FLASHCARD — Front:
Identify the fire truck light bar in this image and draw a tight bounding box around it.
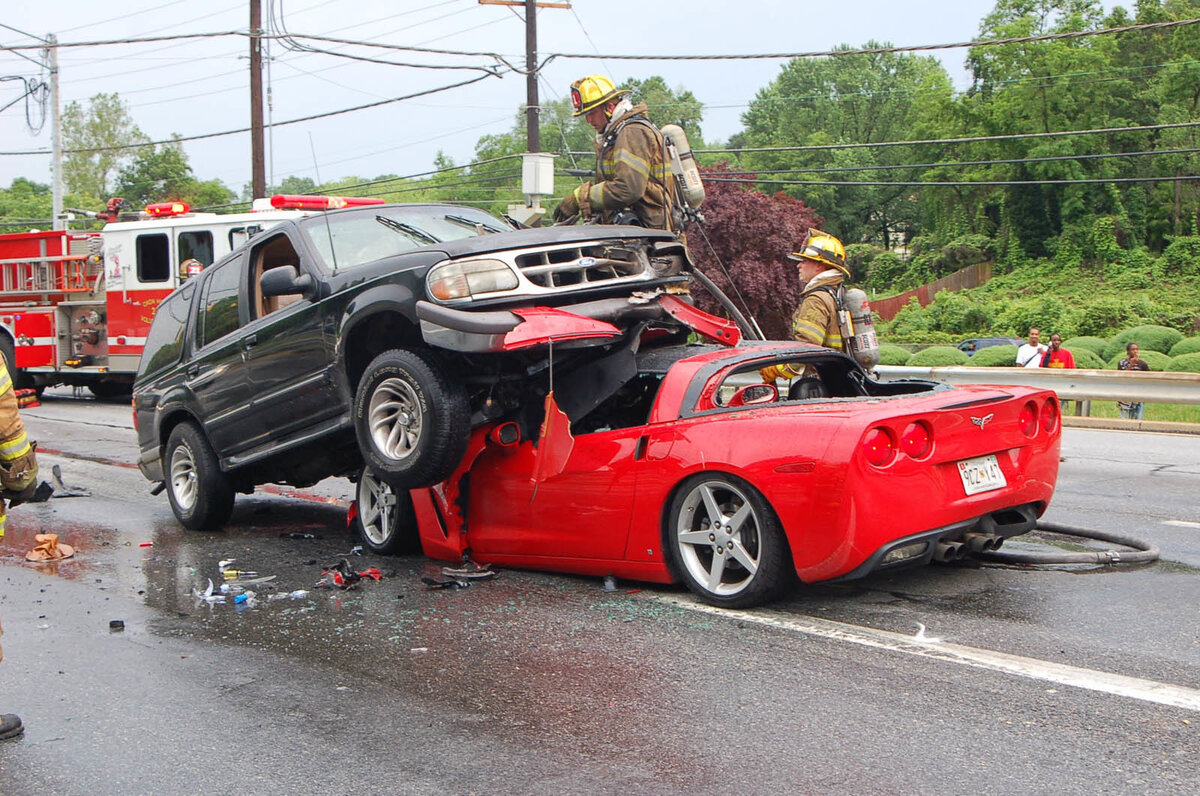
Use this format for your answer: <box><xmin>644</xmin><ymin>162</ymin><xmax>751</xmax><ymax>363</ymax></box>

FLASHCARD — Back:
<box><xmin>144</xmin><ymin>202</ymin><xmax>190</xmax><ymax>217</ymax></box>
<box><xmin>269</xmin><ymin>194</ymin><xmax>386</xmax><ymax>210</ymax></box>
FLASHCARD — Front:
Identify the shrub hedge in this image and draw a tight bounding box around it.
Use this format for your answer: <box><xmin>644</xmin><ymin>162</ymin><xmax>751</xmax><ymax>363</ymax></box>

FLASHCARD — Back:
<box><xmin>969</xmin><ymin>345</ymin><xmax>1021</xmax><ymax>367</ymax></box>
<box><xmin>1105</xmin><ymin>350</ymin><xmax>1174</xmax><ymax>371</ymax></box>
<box><xmin>1062</xmin><ymin>336</ymin><xmax>1107</xmax><ymax>356</ymax></box>
<box><xmin>1167</xmin><ymin>337</ymin><xmax>1200</xmax><ymax>357</ymax></box>
<box><xmin>906</xmin><ymin>346</ymin><xmax>970</xmax><ymax>367</ymax></box>
<box><xmin>1071</xmin><ymin>348</ymin><xmax>1108</xmax><ymax>369</ymax></box>
<box><xmin>1102</xmin><ymin>325</ymin><xmax>1185</xmax><ymax>360</ymax></box>
<box><xmin>1167</xmin><ymin>352</ymin><xmax>1200</xmax><ymax>373</ymax></box>
<box><xmin>876</xmin><ymin>344</ymin><xmax>912</xmax><ymax>366</ymax></box>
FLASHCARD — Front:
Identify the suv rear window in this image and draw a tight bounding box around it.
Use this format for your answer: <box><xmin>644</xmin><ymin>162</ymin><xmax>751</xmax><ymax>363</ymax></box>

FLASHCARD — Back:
<box><xmin>138</xmin><ymin>282</ymin><xmax>194</xmax><ymax>377</ymax></box>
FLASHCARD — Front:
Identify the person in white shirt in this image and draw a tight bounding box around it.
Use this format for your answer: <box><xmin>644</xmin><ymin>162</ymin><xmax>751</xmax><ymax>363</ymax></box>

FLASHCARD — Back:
<box><xmin>1016</xmin><ymin>327</ymin><xmax>1047</xmax><ymax>368</ymax></box>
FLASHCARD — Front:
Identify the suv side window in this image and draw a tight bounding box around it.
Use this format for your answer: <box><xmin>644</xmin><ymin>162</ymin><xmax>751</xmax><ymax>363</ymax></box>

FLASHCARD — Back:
<box><xmin>198</xmin><ymin>258</ymin><xmax>243</xmax><ymax>347</ymax></box>
<box><xmin>137</xmin><ymin>282</ymin><xmax>195</xmax><ymax>377</ymax></box>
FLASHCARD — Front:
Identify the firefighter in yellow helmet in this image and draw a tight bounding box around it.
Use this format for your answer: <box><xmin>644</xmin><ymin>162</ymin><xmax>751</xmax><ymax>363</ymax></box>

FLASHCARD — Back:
<box><xmin>761</xmin><ymin>229</ymin><xmax>850</xmax><ymax>383</ymax></box>
<box><xmin>553</xmin><ymin>75</ymin><xmax>681</xmax><ymax>232</ymax></box>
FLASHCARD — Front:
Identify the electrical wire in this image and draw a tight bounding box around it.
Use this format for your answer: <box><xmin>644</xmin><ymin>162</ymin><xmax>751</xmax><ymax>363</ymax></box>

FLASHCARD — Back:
<box><xmin>0</xmin><ymin>71</ymin><xmax>504</xmax><ymax>156</ymax></box>
<box><xmin>541</xmin><ymin>17</ymin><xmax>1200</xmax><ymax>64</ymax></box>
<box><xmin>705</xmin><ymin>174</ymin><xmax>1200</xmax><ymax>187</ymax></box>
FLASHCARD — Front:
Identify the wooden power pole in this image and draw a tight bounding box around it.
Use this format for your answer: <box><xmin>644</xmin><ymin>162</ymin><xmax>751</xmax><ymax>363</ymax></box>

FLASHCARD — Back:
<box><xmin>479</xmin><ymin>0</ymin><xmax>571</xmax><ymax>153</ymax></box>
<box><xmin>250</xmin><ymin>0</ymin><xmax>266</xmax><ymax>199</ymax></box>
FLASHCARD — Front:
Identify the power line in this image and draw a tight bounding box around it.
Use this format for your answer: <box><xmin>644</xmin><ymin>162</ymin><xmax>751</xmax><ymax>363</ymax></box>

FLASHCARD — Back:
<box><xmin>541</xmin><ymin>17</ymin><xmax>1200</xmax><ymax>64</ymax></box>
<box><xmin>0</xmin><ymin>72</ymin><xmax>503</xmax><ymax>156</ymax></box>
<box><xmin>705</xmin><ymin>174</ymin><xmax>1200</xmax><ymax>187</ymax></box>
<box><xmin>692</xmin><ymin>121</ymin><xmax>1200</xmax><ymax>156</ymax></box>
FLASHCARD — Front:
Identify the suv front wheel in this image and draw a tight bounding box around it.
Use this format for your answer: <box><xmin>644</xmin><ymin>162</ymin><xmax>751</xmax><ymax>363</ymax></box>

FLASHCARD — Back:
<box><xmin>353</xmin><ymin>348</ymin><xmax>469</xmax><ymax>488</ymax></box>
<box><xmin>164</xmin><ymin>422</ymin><xmax>235</xmax><ymax>530</ymax></box>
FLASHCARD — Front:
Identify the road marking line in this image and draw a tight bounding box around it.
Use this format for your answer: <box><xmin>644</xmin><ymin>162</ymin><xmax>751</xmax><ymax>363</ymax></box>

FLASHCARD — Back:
<box><xmin>655</xmin><ymin>595</ymin><xmax>1200</xmax><ymax>713</ymax></box>
<box><xmin>1163</xmin><ymin>520</ymin><xmax>1200</xmax><ymax>529</ymax></box>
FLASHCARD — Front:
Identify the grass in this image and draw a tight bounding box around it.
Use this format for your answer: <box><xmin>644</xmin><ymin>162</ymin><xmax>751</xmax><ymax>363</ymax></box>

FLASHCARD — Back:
<box><xmin>1071</xmin><ymin>402</ymin><xmax>1200</xmax><ymax>423</ymax></box>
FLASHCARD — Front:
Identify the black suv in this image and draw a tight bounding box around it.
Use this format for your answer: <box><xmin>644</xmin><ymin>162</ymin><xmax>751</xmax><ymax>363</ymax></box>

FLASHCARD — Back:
<box><xmin>134</xmin><ymin>202</ymin><xmax>735</xmax><ymax>530</ymax></box>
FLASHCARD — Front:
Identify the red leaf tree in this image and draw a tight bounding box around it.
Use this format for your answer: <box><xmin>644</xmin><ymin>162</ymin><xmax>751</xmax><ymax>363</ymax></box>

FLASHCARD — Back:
<box><xmin>685</xmin><ymin>163</ymin><xmax>823</xmax><ymax>340</ymax></box>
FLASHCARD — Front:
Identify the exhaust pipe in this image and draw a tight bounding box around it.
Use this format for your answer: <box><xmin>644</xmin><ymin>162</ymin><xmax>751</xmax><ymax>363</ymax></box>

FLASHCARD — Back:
<box><xmin>964</xmin><ymin>533</ymin><xmax>1004</xmax><ymax>553</ymax></box>
<box><xmin>934</xmin><ymin>541</ymin><xmax>965</xmax><ymax>562</ymax></box>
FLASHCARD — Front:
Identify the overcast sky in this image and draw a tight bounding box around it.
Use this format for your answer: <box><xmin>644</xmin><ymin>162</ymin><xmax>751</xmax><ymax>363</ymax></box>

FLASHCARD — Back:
<box><xmin>0</xmin><ymin>1</ymin><xmax>1126</xmax><ymax>200</ymax></box>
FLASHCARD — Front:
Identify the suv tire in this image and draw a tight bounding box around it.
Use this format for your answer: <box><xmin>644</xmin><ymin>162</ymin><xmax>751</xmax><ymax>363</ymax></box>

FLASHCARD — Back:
<box><xmin>165</xmin><ymin>422</ymin><xmax>235</xmax><ymax>530</ymax></box>
<box><xmin>353</xmin><ymin>348</ymin><xmax>468</xmax><ymax>488</ymax></box>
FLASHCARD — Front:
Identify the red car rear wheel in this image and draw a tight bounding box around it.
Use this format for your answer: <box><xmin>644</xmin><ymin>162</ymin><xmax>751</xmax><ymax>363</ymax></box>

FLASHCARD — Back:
<box><xmin>666</xmin><ymin>474</ymin><xmax>794</xmax><ymax>608</ymax></box>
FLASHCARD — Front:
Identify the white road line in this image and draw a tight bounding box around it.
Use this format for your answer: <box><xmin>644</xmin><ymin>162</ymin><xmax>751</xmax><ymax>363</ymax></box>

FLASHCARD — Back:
<box><xmin>655</xmin><ymin>595</ymin><xmax>1200</xmax><ymax>713</ymax></box>
<box><xmin>1163</xmin><ymin>520</ymin><xmax>1200</xmax><ymax>529</ymax></box>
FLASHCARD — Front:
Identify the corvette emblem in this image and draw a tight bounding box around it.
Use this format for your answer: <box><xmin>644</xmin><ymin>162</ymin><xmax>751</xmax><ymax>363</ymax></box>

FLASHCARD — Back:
<box><xmin>970</xmin><ymin>413</ymin><xmax>994</xmax><ymax>430</ymax></box>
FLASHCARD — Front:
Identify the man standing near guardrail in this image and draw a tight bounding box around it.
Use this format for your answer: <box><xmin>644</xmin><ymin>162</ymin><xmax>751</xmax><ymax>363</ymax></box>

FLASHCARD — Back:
<box><xmin>1041</xmin><ymin>334</ymin><xmax>1075</xmax><ymax>369</ymax></box>
<box><xmin>1117</xmin><ymin>342</ymin><xmax>1150</xmax><ymax>419</ymax></box>
<box><xmin>1016</xmin><ymin>327</ymin><xmax>1047</xmax><ymax>368</ymax></box>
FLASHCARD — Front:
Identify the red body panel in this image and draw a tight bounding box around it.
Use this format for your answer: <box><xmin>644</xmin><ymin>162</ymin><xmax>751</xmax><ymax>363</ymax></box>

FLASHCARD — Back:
<box><xmin>6</xmin><ymin>310</ymin><xmax>56</xmax><ymax>368</ymax></box>
<box><xmin>407</xmin><ymin>345</ymin><xmax>1062</xmax><ymax>587</ymax></box>
<box><xmin>106</xmin><ymin>287</ymin><xmax>173</xmax><ymax>356</ymax></box>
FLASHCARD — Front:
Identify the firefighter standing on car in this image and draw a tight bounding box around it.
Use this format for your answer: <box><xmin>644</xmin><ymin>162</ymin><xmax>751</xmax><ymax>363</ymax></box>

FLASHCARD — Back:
<box><xmin>553</xmin><ymin>75</ymin><xmax>681</xmax><ymax>232</ymax></box>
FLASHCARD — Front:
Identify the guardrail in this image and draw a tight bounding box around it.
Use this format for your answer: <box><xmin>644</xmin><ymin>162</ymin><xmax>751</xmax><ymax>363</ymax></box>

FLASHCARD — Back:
<box><xmin>873</xmin><ymin>365</ymin><xmax>1200</xmax><ymax>405</ymax></box>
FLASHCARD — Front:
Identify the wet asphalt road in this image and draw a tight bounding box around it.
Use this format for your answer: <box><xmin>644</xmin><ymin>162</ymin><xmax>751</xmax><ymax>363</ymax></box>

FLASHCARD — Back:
<box><xmin>0</xmin><ymin>389</ymin><xmax>1197</xmax><ymax>793</ymax></box>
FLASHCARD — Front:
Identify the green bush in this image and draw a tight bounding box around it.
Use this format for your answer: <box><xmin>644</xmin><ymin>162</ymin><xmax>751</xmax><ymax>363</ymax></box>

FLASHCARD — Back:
<box><xmin>1167</xmin><ymin>352</ymin><xmax>1200</xmax><ymax>373</ymax></box>
<box><xmin>1168</xmin><ymin>337</ymin><xmax>1200</xmax><ymax>357</ymax></box>
<box><xmin>1071</xmin><ymin>348</ymin><xmax>1107</xmax><ymax>369</ymax></box>
<box><xmin>1102</xmin><ymin>325</ymin><xmax>1185</xmax><ymax>360</ymax></box>
<box><xmin>865</xmin><ymin>250</ymin><xmax>907</xmax><ymax>292</ymax></box>
<box><xmin>969</xmin><ymin>345</ymin><xmax>1020</xmax><ymax>366</ymax></box>
<box><xmin>1062</xmin><ymin>336</ymin><xmax>1107</xmax><ymax>356</ymax></box>
<box><xmin>1161</xmin><ymin>236</ymin><xmax>1200</xmax><ymax>278</ymax></box>
<box><xmin>876</xmin><ymin>344</ymin><xmax>912</xmax><ymax>366</ymax></box>
<box><xmin>906</xmin><ymin>346</ymin><xmax>970</xmax><ymax>367</ymax></box>
<box><xmin>1105</xmin><ymin>350</ymin><xmax>1173</xmax><ymax>371</ymax></box>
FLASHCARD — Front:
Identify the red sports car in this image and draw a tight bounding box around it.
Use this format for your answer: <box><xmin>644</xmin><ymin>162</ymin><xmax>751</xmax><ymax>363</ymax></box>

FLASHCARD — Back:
<box><xmin>350</xmin><ymin>341</ymin><xmax>1061</xmax><ymax>608</ymax></box>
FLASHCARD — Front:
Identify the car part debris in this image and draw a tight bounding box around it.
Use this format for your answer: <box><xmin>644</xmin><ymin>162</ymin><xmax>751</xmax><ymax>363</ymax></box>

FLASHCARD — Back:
<box><xmin>267</xmin><ymin>590</ymin><xmax>310</xmax><ymax>602</ymax></box>
<box><xmin>50</xmin><ymin>464</ymin><xmax>90</xmax><ymax>498</ymax></box>
<box><xmin>193</xmin><ymin>579</ymin><xmax>225</xmax><ymax>604</ymax></box>
<box><xmin>25</xmin><ymin>533</ymin><xmax>75</xmax><ymax>562</ymax></box>
<box><xmin>280</xmin><ymin>532</ymin><xmax>323</xmax><ymax>539</ymax></box>
<box><xmin>422</xmin><ymin>576</ymin><xmax>469</xmax><ymax>590</ymax></box>
<box><xmin>109</xmin><ymin>620</ymin><xmax>124</xmax><ymax>632</ymax></box>
<box><xmin>316</xmin><ymin>559</ymin><xmax>383</xmax><ymax>590</ymax></box>
<box><xmin>440</xmin><ymin>562</ymin><xmax>497</xmax><ymax>580</ymax></box>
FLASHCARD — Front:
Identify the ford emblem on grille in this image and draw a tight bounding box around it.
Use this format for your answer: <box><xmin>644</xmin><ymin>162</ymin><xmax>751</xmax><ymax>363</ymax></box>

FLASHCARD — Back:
<box><xmin>577</xmin><ymin>256</ymin><xmax>597</xmax><ymax>267</ymax></box>
<box><xmin>970</xmin><ymin>413</ymin><xmax>994</xmax><ymax>430</ymax></box>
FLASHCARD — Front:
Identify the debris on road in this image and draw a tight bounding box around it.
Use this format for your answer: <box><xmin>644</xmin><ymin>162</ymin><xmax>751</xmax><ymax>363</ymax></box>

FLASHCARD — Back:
<box><xmin>50</xmin><ymin>464</ymin><xmax>90</xmax><ymax>498</ymax></box>
<box><xmin>440</xmin><ymin>562</ymin><xmax>497</xmax><ymax>581</ymax></box>
<box><xmin>25</xmin><ymin>533</ymin><xmax>75</xmax><ymax>562</ymax></box>
<box><xmin>108</xmin><ymin>620</ymin><xmax>124</xmax><ymax>632</ymax></box>
<box><xmin>421</xmin><ymin>576</ymin><xmax>469</xmax><ymax>591</ymax></box>
<box><xmin>316</xmin><ymin>559</ymin><xmax>383</xmax><ymax>590</ymax></box>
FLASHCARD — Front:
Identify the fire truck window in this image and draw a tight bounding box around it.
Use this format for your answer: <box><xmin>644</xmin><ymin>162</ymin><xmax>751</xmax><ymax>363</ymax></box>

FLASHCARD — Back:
<box><xmin>178</xmin><ymin>231</ymin><xmax>214</xmax><ymax>268</ymax></box>
<box><xmin>138</xmin><ymin>283</ymin><xmax>194</xmax><ymax>377</ymax></box>
<box><xmin>198</xmin><ymin>260</ymin><xmax>242</xmax><ymax>347</ymax></box>
<box><xmin>136</xmin><ymin>233</ymin><xmax>170</xmax><ymax>282</ymax></box>
<box><xmin>229</xmin><ymin>226</ymin><xmax>263</xmax><ymax>250</ymax></box>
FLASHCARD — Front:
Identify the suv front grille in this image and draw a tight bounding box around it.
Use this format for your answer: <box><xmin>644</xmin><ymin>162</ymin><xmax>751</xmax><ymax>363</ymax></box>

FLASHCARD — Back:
<box><xmin>512</xmin><ymin>243</ymin><xmax>650</xmax><ymax>289</ymax></box>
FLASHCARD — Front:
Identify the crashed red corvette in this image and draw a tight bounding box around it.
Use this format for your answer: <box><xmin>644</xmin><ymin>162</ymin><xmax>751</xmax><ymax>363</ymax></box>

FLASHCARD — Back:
<box><xmin>352</xmin><ymin>340</ymin><xmax>1062</xmax><ymax>608</ymax></box>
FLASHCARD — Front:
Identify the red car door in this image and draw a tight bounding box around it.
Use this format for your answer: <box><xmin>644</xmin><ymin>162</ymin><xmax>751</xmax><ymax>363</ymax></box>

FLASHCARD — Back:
<box><xmin>467</xmin><ymin>427</ymin><xmax>643</xmax><ymax>562</ymax></box>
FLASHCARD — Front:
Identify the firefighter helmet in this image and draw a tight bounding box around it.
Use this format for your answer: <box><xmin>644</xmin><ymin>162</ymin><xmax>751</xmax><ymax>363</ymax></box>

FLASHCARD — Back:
<box><xmin>788</xmin><ymin>229</ymin><xmax>848</xmax><ymax>276</ymax></box>
<box><xmin>570</xmin><ymin>75</ymin><xmax>628</xmax><ymax>117</ymax></box>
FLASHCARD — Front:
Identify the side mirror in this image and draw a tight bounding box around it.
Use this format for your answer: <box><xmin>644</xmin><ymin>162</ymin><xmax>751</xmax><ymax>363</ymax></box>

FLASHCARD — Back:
<box><xmin>727</xmin><ymin>383</ymin><xmax>778</xmax><ymax>408</ymax></box>
<box><xmin>488</xmin><ymin>421</ymin><xmax>521</xmax><ymax>447</ymax></box>
<box><xmin>260</xmin><ymin>265</ymin><xmax>314</xmax><ymax>298</ymax></box>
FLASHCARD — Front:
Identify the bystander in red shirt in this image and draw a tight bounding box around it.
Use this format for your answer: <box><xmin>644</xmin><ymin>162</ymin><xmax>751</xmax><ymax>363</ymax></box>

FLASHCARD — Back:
<box><xmin>1042</xmin><ymin>334</ymin><xmax>1075</xmax><ymax>369</ymax></box>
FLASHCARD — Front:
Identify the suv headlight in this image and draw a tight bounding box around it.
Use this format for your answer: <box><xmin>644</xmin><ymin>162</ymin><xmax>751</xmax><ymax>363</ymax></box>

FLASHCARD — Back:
<box><xmin>427</xmin><ymin>259</ymin><xmax>518</xmax><ymax>301</ymax></box>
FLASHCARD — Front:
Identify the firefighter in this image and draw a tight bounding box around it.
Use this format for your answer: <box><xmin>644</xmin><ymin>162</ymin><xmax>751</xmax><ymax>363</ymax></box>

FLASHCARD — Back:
<box><xmin>553</xmin><ymin>75</ymin><xmax>680</xmax><ymax>232</ymax></box>
<box><xmin>761</xmin><ymin>229</ymin><xmax>850</xmax><ymax>382</ymax></box>
<box><xmin>0</xmin><ymin>357</ymin><xmax>36</xmax><ymax>742</ymax></box>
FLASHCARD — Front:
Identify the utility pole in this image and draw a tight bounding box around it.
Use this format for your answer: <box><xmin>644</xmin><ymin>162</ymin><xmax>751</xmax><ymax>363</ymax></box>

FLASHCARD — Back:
<box><xmin>47</xmin><ymin>34</ymin><xmax>63</xmax><ymax>230</ymax></box>
<box><xmin>477</xmin><ymin>0</ymin><xmax>570</xmax><ymax>152</ymax></box>
<box><xmin>249</xmin><ymin>0</ymin><xmax>266</xmax><ymax>199</ymax></box>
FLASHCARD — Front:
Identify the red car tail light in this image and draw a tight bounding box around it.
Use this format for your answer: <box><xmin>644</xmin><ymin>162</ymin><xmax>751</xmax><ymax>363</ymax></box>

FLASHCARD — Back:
<box><xmin>1019</xmin><ymin>401</ymin><xmax>1038</xmax><ymax>437</ymax></box>
<box><xmin>862</xmin><ymin>427</ymin><xmax>896</xmax><ymax>467</ymax></box>
<box><xmin>1041</xmin><ymin>397</ymin><xmax>1060</xmax><ymax>434</ymax></box>
<box><xmin>899</xmin><ymin>421</ymin><xmax>932</xmax><ymax>460</ymax></box>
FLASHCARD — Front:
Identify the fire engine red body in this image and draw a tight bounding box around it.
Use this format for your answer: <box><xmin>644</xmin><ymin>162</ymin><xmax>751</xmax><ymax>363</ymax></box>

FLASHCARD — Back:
<box><xmin>0</xmin><ymin>198</ymin><xmax>331</xmax><ymax>395</ymax></box>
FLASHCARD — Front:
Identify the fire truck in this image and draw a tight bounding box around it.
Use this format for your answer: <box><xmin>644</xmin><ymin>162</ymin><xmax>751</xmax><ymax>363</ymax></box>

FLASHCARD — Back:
<box><xmin>0</xmin><ymin>195</ymin><xmax>375</xmax><ymax>397</ymax></box>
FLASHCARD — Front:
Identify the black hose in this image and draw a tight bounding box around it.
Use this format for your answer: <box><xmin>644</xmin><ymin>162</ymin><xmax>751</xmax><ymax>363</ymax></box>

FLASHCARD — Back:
<box><xmin>976</xmin><ymin>521</ymin><xmax>1160</xmax><ymax>566</ymax></box>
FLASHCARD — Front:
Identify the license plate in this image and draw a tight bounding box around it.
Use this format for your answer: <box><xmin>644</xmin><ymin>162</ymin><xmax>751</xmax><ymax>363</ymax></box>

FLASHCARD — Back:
<box><xmin>957</xmin><ymin>454</ymin><xmax>1007</xmax><ymax>496</ymax></box>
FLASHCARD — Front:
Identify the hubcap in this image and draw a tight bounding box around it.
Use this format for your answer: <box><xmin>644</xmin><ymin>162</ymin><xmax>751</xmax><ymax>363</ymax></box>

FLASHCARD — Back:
<box><xmin>368</xmin><ymin>377</ymin><xmax>422</xmax><ymax>462</ymax></box>
<box><xmin>675</xmin><ymin>480</ymin><xmax>762</xmax><ymax>597</ymax></box>
<box><xmin>169</xmin><ymin>441</ymin><xmax>198</xmax><ymax>511</ymax></box>
<box><xmin>357</xmin><ymin>469</ymin><xmax>398</xmax><ymax>546</ymax></box>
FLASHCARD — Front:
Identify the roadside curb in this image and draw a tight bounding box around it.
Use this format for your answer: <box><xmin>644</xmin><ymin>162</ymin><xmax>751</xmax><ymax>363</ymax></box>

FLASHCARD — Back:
<box><xmin>1061</xmin><ymin>416</ymin><xmax>1200</xmax><ymax>435</ymax></box>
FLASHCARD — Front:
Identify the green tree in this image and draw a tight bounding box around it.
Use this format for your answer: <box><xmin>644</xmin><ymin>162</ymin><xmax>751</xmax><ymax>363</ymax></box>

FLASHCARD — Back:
<box><xmin>112</xmin><ymin>137</ymin><xmax>235</xmax><ymax>208</ymax></box>
<box><xmin>740</xmin><ymin>45</ymin><xmax>955</xmax><ymax>247</ymax></box>
<box><xmin>61</xmin><ymin>93</ymin><xmax>148</xmax><ymax>201</ymax></box>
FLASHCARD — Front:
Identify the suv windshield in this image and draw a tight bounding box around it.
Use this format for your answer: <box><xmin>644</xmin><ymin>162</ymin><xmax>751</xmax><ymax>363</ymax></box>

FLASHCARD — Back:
<box><xmin>299</xmin><ymin>204</ymin><xmax>510</xmax><ymax>272</ymax></box>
